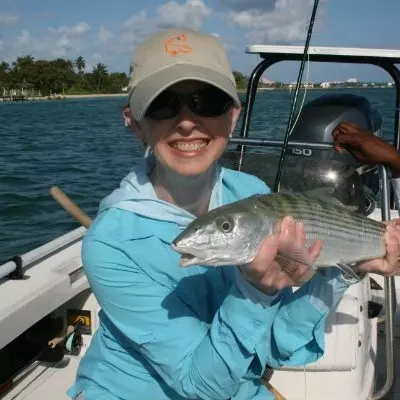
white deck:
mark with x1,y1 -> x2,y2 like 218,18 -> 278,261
3,315 -> 400,400
2,357 -> 78,400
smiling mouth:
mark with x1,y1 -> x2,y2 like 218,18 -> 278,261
169,139 -> 210,153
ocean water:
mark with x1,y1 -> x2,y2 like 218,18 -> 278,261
0,88 -> 396,264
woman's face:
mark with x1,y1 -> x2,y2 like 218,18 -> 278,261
135,81 -> 240,177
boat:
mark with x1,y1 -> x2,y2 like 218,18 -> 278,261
1,45 -> 400,400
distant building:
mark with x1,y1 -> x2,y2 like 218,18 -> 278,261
288,82 -> 314,89
320,82 -> 331,88
346,78 -> 358,83
260,76 -> 275,86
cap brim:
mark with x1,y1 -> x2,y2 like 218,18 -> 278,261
129,64 -> 240,121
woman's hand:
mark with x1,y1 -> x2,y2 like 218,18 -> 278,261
357,219 -> 400,276
239,216 -> 322,295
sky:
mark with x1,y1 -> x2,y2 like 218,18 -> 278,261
0,0 -> 399,82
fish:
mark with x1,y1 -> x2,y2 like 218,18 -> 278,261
171,192 -> 386,277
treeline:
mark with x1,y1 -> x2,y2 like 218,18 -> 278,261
233,71 -> 248,90
0,55 -> 250,96
0,55 -> 129,95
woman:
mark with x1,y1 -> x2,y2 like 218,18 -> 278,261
68,29 -> 400,400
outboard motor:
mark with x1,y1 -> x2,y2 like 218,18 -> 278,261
279,93 -> 382,215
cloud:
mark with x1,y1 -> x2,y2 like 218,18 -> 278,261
223,0 -> 325,44
98,25 -> 114,43
121,10 -> 154,51
122,0 -> 212,45
157,0 -> 212,30
0,12 -> 19,26
220,0 -> 275,12
15,29 -> 31,47
49,22 -> 90,36
2,22 -> 91,61
120,0 -> 213,55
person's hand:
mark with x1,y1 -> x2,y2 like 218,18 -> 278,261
332,122 -> 400,177
357,218 -> 400,276
239,216 -> 323,295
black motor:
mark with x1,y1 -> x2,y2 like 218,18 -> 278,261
280,93 -> 382,215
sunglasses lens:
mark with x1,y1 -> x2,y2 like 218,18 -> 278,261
190,87 -> 233,117
145,87 -> 234,120
145,91 -> 181,120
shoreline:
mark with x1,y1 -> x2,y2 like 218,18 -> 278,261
0,86 -> 393,103
0,93 -> 128,102
64,93 -> 127,99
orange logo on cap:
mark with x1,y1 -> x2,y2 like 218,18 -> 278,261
165,34 -> 193,56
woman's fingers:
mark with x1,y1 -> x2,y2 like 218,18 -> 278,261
308,240 -> 323,262
358,225 -> 400,275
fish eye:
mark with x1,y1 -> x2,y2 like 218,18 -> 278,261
216,216 -> 234,233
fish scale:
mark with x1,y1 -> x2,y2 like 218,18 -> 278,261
256,193 -> 386,266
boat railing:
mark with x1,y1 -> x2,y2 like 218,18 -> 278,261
0,226 -> 86,281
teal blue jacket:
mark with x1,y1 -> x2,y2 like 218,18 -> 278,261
68,156 -> 351,400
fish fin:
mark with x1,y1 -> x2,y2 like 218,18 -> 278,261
336,263 -> 362,280
276,243 -> 315,269
276,254 -> 315,284
274,232 -> 318,283
370,277 -> 383,290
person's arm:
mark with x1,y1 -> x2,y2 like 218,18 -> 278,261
83,229 -> 284,400
333,122 -> 400,174
332,122 -> 400,212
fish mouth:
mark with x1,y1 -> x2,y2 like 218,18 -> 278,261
171,243 -> 206,267
171,243 -> 239,267
179,253 -> 204,267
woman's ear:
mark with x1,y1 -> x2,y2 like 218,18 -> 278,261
124,107 -> 147,143
122,107 -> 132,128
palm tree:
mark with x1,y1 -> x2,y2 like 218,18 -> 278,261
12,55 -> 34,71
93,63 -> 108,91
75,56 -> 86,74
0,62 -> 10,73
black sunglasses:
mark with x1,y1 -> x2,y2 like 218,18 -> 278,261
145,87 -> 234,120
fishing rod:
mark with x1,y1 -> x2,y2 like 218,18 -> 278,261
273,0 -> 320,192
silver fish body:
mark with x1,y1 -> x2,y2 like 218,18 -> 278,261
172,192 -> 386,269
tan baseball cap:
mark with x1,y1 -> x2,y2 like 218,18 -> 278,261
128,28 -> 240,121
